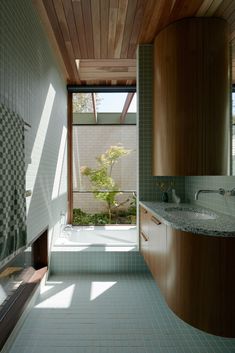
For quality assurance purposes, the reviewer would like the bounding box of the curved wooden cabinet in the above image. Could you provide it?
[140,205,235,337]
[153,18,229,175]
[166,227,235,337]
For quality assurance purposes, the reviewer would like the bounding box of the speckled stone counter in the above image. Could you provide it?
[139,201,235,237]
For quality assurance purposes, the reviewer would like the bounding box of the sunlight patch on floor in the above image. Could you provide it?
[35,284,75,308]
[90,281,117,301]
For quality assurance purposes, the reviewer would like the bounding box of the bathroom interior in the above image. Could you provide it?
[0,1,235,352]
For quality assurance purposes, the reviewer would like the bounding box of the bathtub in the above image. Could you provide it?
[56,225,137,247]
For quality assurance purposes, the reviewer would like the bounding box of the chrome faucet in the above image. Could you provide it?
[195,188,225,200]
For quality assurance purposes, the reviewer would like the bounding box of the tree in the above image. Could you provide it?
[80,145,131,222]
[73,93,102,113]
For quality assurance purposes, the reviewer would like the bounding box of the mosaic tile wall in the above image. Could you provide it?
[50,251,148,274]
[137,45,185,203]
[185,176,235,216]
[0,0,67,246]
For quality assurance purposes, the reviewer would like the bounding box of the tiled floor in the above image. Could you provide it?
[8,272,235,353]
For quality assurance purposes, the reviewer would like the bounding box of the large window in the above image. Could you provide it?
[72,91,137,225]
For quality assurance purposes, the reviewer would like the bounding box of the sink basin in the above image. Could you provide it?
[164,207,217,220]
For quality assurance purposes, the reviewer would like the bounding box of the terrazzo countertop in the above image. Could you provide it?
[139,201,235,237]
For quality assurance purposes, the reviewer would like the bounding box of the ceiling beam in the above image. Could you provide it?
[91,93,97,123]
[120,92,135,123]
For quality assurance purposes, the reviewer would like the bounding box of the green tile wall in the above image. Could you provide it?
[0,0,67,246]
[185,176,235,216]
[137,45,185,202]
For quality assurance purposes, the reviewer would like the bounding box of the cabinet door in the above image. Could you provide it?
[148,215,167,295]
[139,206,151,265]
[140,206,150,235]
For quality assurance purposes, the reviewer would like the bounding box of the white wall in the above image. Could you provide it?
[0,0,67,248]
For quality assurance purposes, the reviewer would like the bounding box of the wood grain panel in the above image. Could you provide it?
[139,206,151,267]
[169,0,204,21]
[127,0,146,58]
[153,18,229,175]
[214,0,234,16]
[62,0,81,58]
[166,227,235,337]
[148,215,167,295]
[91,0,101,59]
[196,0,214,16]
[81,0,94,58]
[38,0,235,85]
[33,0,69,81]
[77,59,136,81]
[42,0,75,80]
[53,0,81,82]
[100,0,109,59]
[72,0,88,58]
[108,0,118,58]
[113,0,128,58]
[204,0,224,16]
[120,0,138,58]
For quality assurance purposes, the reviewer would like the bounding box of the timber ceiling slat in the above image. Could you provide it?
[146,0,176,43]
[214,0,234,16]
[62,0,81,58]
[39,0,235,85]
[127,0,146,58]
[225,5,235,24]
[120,0,138,58]
[204,0,224,16]
[114,0,129,58]
[81,0,94,58]
[100,0,109,59]
[138,0,158,43]
[169,0,204,21]
[52,0,81,82]
[108,0,119,58]
[80,59,135,67]
[42,0,74,80]
[72,0,88,58]
[139,0,166,43]
[196,0,214,16]
[91,0,101,59]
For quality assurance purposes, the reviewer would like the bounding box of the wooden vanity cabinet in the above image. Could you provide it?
[140,206,167,294]
[165,227,235,338]
[139,206,151,267]
[139,205,235,337]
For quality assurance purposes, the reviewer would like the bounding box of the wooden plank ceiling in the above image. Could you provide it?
[38,0,235,85]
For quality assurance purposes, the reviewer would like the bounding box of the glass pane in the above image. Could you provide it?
[72,125,137,225]
[72,92,136,124]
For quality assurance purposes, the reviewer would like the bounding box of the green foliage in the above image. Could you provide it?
[73,208,109,225]
[80,145,132,222]
[73,93,102,113]
[73,208,136,225]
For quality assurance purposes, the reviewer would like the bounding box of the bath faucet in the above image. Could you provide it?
[195,188,225,200]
